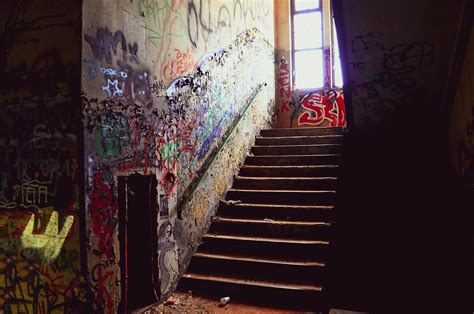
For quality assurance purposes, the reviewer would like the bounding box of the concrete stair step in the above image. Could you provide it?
[260,127,343,137]
[217,202,333,221]
[251,144,341,155]
[255,135,343,146]
[209,217,331,240]
[232,176,337,190]
[199,233,329,260]
[226,189,336,206]
[192,252,326,266]
[187,252,326,286]
[238,165,339,177]
[244,154,339,166]
[178,273,324,309]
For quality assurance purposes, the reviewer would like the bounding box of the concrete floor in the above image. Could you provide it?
[134,291,319,313]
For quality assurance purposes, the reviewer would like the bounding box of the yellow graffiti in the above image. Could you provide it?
[21,211,74,263]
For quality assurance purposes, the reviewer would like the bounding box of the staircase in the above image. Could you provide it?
[178,127,343,310]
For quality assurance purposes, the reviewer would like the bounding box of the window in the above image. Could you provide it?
[333,19,343,87]
[291,0,342,90]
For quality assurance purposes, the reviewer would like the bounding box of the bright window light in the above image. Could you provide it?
[295,49,323,89]
[295,0,320,11]
[333,21,343,86]
[294,12,322,50]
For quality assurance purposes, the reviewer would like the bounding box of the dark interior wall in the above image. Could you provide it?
[0,0,89,313]
[330,0,472,311]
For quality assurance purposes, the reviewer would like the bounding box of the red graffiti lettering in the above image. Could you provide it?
[298,90,346,127]
[88,171,117,259]
[278,59,291,113]
[162,48,196,81]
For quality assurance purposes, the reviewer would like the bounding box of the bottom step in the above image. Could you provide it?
[178,274,325,310]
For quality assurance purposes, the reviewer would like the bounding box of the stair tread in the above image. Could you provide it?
[257,135,342,139]
[193,252,326,267]
[235,176,337,180]
[213,217,331,226]
[247,154,340,158]
[242,164,338,168]
[262,126,342,131]
[182,273,323,291]
[203,233,330,244]
[252,144,340,148]
[223,202,334,209]
[228,188,336,193]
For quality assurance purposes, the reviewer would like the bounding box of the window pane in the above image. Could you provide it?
[333,20,343,86]
[294,12,322,49]
[295,49,323,89]
[295,0,320,11]
[334,56,343,87]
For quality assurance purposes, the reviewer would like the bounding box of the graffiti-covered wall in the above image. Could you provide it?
[0,0,89,312]
[336,0,463,132]
[81,0,275,312]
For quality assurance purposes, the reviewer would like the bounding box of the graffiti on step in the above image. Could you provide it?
[349,31,435,126]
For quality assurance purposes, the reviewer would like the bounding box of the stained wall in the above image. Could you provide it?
[81,0,275,312]
[0,0,89,312]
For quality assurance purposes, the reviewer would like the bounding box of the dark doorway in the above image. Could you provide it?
[118,174,159,312]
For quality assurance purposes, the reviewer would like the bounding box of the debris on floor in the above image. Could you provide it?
[144,292,310,313]
[226,200,242,205]
[219,296,230,306]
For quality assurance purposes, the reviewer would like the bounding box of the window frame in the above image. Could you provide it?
[290,0,325,91]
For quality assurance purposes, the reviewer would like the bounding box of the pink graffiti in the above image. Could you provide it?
[298,90,346,127]
[278,59,291,113]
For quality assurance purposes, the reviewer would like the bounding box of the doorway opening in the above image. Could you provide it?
[118,173,159,312]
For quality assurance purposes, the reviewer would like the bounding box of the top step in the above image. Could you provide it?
[260,127,343,137]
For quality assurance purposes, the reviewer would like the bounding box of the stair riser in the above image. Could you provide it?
[260,127,343,137]
[251,145,341,155]
[239,166,338,177]
[217,204,332,221]
[199,237,328,260]
[255,136,343,146]
[209,221,331,240]
[187,257,326,285]
[178,278,323,309]
[226,191,335,206]
[233,178,337,190]
[245,155,339,166]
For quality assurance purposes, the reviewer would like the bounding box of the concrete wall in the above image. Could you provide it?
[338,0,462,132]
[330,0,471,312]
[0,0,89,312]
[449,25,474,177]
[274,0,346,129]
[81,0,275,312]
